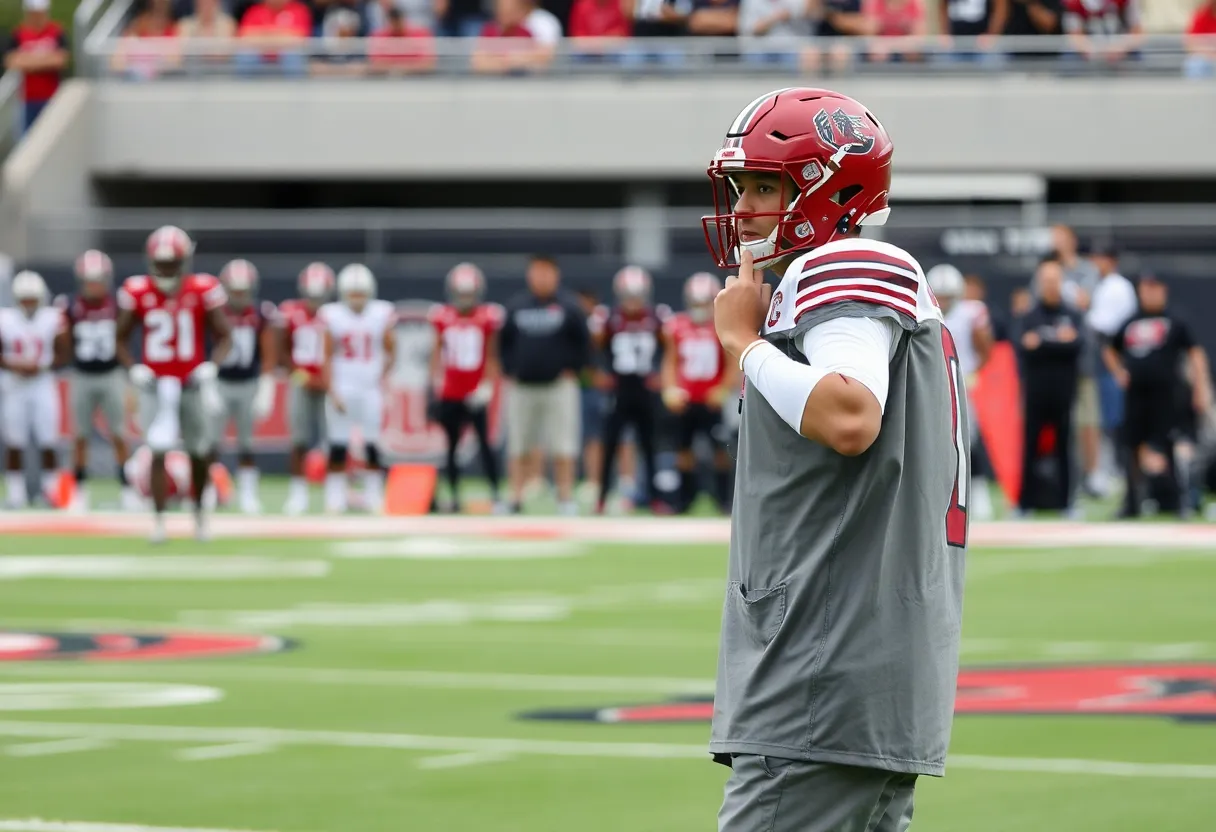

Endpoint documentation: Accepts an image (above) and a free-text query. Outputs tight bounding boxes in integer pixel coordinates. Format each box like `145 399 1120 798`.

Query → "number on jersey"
221 325 257 369
340 331 375 361
678 335 720 381
292 325 323 367
611 331 656 375
75 320 116 362
941 327 969 548
144 309 196 363
442 326 485 372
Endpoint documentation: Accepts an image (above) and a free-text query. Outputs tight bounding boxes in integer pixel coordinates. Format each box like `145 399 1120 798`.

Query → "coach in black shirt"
498 255 590 515
1017 256 1085 514
1104 274 1213 516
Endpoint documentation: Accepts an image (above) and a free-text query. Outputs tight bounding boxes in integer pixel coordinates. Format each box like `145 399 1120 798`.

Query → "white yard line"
416 750 514 770
173 742 276 762
0 721 1211 779
0 822 278 832
4 738 110 757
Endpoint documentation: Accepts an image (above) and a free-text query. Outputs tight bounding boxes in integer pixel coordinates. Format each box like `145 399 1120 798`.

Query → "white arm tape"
741 341 830 436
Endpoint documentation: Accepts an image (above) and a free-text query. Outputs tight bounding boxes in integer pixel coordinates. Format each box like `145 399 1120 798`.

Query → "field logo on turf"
0 631 293 662
519 664 1216 724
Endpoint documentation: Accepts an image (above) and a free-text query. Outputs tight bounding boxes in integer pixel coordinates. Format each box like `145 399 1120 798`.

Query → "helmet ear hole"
830 184 863 206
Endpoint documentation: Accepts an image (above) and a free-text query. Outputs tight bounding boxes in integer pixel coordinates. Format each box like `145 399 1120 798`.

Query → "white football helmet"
145 225 194 295
446 262 485 311
12 270 49 318
337 263 376 312
926 263 965 310
220 259 259 309
613 265 651 311
684 272 721 323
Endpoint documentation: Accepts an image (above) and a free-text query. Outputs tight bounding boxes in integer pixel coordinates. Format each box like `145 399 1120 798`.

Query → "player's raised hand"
714 249 772 361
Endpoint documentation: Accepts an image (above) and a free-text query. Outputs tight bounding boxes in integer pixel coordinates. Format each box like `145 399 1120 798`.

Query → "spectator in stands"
367 0 442 35
499 255 589 515
437 0 492 37
862 0 927 61
320 0 368 35
568 0 632 56
236 0 313 76
1004 0 1062 40
312 7 367 73
525 0 566 45
1140 0 1194 36
939 0 1008 61
627 0 692 36
177 0 238 72
687 0 740 34
368 5 437 72
472 0 553 72
1184 0 1216 77
819 0 880 68
1063 0 1143 63
3 0 68 131
111 0 182 80
1017 256 1085 516
737 0 817 66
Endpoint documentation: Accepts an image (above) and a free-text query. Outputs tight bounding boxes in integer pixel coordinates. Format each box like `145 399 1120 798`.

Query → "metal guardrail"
79 34 1216 79
0 71 21 164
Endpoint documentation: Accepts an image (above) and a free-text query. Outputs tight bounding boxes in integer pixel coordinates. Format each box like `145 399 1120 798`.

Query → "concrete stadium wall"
88 77 1216 179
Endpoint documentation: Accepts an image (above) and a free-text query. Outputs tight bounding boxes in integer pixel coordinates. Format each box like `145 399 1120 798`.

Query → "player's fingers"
739 249 756 283
723 275 738 291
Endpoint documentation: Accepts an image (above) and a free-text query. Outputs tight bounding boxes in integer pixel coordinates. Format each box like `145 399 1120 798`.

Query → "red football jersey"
428 303 503 401
278 299 327 380
665 312 726 405
1063 0 1139 35
117 274 227 380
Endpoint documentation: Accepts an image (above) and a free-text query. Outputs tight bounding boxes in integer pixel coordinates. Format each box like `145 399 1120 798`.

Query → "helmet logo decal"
814 108 875 156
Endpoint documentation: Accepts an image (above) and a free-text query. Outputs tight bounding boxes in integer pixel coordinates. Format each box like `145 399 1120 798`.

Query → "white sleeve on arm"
740 315 897 436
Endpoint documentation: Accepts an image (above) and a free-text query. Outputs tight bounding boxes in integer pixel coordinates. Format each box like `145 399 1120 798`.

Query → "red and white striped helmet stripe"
684 272 721 305
447 262 485 295
220 259 259 292
74 249 113 283
298 262 335 298
727 87 798 136
613 265 651 300
146 225 192 263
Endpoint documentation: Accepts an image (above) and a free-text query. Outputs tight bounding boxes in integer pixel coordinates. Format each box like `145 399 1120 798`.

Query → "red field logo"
519 664 1216 724
0 631 293 662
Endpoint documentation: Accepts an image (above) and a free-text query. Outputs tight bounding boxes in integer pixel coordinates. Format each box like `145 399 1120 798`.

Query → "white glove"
129 364 155 391
468 379 494 410
252 374 275 421
190 361 218 385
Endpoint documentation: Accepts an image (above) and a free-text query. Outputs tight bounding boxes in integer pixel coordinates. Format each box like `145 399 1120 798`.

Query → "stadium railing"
76 34 1216 79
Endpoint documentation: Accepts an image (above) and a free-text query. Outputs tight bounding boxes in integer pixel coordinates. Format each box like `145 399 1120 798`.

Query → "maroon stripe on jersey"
794 289 916 324
797 267 918 295
799 247 918 273
796 280 916 308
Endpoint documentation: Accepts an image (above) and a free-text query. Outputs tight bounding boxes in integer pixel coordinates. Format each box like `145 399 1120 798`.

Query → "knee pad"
365 444 381 470
328 445 348 467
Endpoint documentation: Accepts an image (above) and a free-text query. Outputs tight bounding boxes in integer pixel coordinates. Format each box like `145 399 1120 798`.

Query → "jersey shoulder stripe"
791 242 921 324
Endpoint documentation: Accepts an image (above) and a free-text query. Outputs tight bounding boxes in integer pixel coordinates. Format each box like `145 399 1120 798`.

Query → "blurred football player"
217 259 279 514
0 270 69 508
928 262 996 521
124 445 233 511
589 266 665 514
278 262 335 515
116 226 233 543
427 262 504 512
65 249 140 511
704 89 966 832
660 272 737 514
320 263 397 513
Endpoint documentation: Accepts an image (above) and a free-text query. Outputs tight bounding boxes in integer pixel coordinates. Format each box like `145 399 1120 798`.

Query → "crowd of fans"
5 0 1215 92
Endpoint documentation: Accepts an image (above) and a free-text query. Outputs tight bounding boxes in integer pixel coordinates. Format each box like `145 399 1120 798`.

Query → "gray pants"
719 756 917 832
71 368 126 440
288 384 327 448
137 385 215 457
218 378 257 454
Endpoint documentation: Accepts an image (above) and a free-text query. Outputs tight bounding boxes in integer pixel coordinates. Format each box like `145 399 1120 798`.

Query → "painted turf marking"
329 537 586 560
0 721 1212 779
0 557 329 581
0 822 279 832
4 738 110 757
416 750 514 770
174 742 276 762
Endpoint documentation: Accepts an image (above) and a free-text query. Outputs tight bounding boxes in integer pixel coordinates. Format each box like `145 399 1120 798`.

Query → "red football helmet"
702 87 894 270
298 262 336 303
613 265 652 308
145 225 194 293
684 272 721 323
446 262 486 310
74 249 113 300
220 259 259 308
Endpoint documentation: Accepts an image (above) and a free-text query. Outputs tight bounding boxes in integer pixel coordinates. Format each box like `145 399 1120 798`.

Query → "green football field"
0 508 1213 832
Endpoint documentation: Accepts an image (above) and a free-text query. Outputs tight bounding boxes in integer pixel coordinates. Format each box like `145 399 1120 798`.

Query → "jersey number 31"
941 328 969 548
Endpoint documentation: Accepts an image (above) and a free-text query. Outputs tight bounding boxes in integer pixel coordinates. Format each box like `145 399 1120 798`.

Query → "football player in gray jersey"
703 88 970 832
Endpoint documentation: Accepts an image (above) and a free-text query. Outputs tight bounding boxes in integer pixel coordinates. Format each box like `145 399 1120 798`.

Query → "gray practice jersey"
709 238 970 777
